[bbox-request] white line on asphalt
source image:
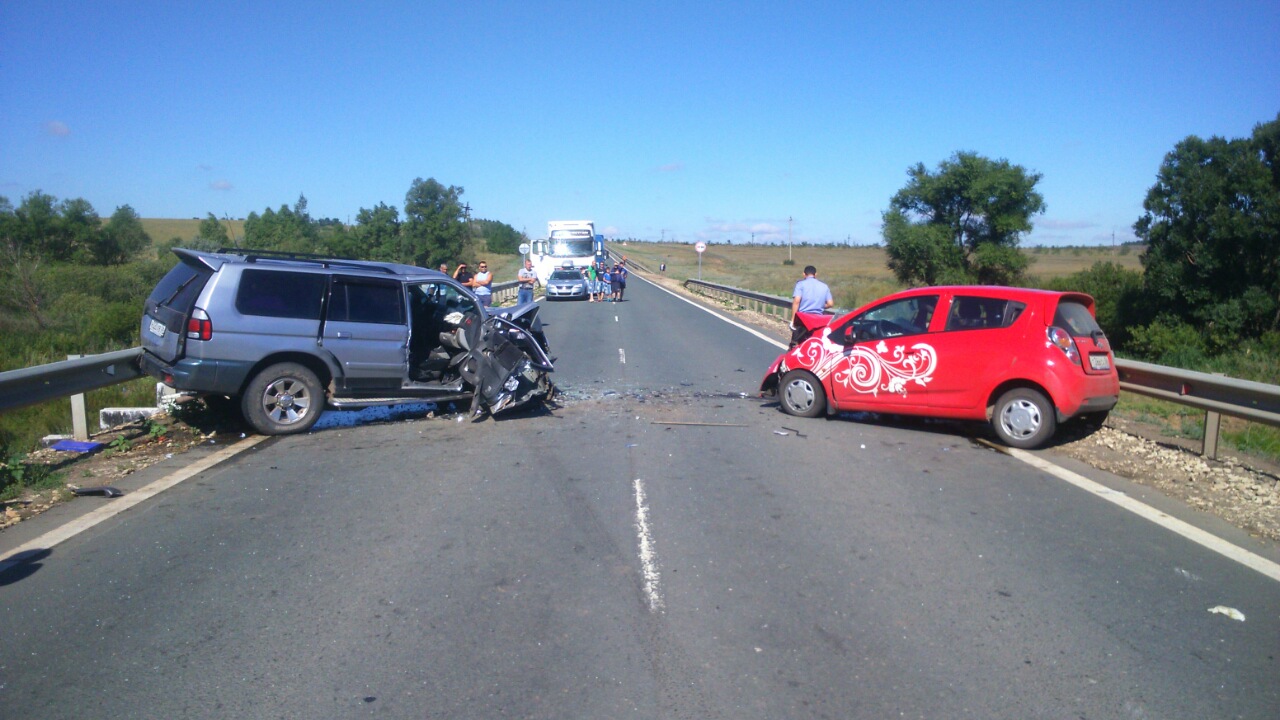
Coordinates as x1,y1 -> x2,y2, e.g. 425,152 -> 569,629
1005,446 -> 1280,583
633,478 -> 664,612
634,273 -> 788,350
0,436 -> 271,573
636,270 -> 1280,584
619,348 -> 626,364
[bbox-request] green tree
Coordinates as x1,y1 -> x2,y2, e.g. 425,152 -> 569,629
13,192 -> 62,259
196,213 -> 231,249
0,196 -> 50,328
351,202 -> 401,261
244,195 -> 319,253
57,197 -> 103,264
882,151 -> 1045,286
1134,113 -> 1280,349
98,204 -> 151,264
475,218 -> 523,254
400,178 -> 467,268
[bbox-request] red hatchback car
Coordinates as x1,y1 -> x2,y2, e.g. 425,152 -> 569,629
760,286 -> 1120,449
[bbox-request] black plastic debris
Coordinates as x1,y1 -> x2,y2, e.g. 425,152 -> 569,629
71,486 -> 124,498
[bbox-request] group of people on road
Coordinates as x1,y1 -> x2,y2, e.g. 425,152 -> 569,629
438,260 -> 496,307
585,260 -> 627,302
436,256 -> 626,307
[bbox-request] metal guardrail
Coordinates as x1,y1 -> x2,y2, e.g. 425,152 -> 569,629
681,278 -> 1280,457
0,348 -> 145,414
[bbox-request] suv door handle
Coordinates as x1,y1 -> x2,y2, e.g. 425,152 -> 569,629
334,331 -> 352,339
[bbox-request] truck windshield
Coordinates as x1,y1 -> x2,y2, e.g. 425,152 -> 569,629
547,239 -> 595,257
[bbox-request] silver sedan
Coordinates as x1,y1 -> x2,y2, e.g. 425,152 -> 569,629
544,268 -> 589,300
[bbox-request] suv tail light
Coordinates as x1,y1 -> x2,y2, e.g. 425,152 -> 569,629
1047,326 -> 1081,365
186,308 -> 213,341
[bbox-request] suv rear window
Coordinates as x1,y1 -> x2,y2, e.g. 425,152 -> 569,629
1054,300 -> 1103,337
235,269 -> 326,319
147,260 -> 212,314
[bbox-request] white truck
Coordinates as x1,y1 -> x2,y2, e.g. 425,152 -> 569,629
530,220 -> 602,284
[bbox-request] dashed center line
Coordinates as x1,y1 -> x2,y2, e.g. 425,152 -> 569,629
618,348 -> 626,364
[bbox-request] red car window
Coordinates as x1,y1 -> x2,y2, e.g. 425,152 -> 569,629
944,297 -> 1026,331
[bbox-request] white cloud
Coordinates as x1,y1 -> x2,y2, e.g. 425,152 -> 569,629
210,180 -> 233,191
44,120 -> 70,137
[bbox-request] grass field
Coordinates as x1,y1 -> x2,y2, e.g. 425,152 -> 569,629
614,242 -> 1143,310
141,218 -> 246,250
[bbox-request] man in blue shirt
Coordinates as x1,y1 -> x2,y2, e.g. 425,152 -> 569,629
791,265 -> 833,344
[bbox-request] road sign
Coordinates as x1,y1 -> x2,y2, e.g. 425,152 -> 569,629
518,242 -> 531,256
695,242 -> 707,253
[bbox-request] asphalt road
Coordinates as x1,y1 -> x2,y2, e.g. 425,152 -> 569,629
2,274 -> 1277,718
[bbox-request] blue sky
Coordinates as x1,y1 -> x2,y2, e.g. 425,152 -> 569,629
2,1 -> 1277,247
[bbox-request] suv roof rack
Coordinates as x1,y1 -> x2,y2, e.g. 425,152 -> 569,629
215,247 -> 398,275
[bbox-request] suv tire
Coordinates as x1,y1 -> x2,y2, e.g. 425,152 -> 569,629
992,388 -> 1056,449
242,362 -> 324,435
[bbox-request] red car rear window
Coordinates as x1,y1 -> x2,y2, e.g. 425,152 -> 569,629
1054,300 -> 1103,337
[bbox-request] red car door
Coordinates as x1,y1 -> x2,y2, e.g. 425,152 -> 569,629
821,294 -> 940,413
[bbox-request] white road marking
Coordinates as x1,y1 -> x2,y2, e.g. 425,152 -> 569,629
634,273 -> 787,350
0,436 -> 271,573
1005,446 -> 1280,584
619,348 -> 626,364
635,270 -> 1280,584
633,478 -> 664,612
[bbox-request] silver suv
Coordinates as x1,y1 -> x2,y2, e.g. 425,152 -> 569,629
140,249 -> 554,435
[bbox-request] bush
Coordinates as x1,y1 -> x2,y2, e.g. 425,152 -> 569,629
1127,320 -> 1208,367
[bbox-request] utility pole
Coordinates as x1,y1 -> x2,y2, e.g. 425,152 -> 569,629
788,216 -> 793,263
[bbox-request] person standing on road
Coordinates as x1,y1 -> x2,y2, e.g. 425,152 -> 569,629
615,262 -> 628,301
472,260 -> 493,308
791,265 -> 833,345
587,262 -> 598,302
438,262 -> 449,275
453,263 -> 473,287
599,264 -> 612,302
517,259 -> 538,305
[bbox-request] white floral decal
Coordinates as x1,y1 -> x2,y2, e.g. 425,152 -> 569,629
781,330 -> 937,398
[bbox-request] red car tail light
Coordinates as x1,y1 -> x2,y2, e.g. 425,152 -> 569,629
1047,326 -> 1081,365
186,308 -> 213,341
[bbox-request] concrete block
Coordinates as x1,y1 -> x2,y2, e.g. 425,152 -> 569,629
99,407 -> 159,430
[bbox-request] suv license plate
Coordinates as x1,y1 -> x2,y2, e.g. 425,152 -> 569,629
148,318 -> 167,338
1089,354 -> 1111,371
